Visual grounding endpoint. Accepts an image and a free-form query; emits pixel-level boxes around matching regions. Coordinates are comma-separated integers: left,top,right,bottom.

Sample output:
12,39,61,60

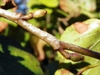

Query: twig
0,8,100,60
60,41,100,60
0,8,60,50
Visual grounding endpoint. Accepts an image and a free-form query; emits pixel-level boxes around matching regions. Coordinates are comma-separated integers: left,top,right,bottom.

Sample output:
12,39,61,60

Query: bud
21,9,47,20
69,53,84,62
32,9,47,18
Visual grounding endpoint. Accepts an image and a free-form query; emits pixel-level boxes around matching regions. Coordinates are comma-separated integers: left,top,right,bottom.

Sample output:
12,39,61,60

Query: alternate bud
69,53,84,62
32,9,47,18
21,9,47,20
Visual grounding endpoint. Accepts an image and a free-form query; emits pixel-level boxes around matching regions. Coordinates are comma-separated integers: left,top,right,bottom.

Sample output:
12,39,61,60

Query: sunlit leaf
27,0,41,8
0,0,5,6
55,68,74,75
79,0,96,12
57,19,100,75
0,35,44,75
39,0,58,8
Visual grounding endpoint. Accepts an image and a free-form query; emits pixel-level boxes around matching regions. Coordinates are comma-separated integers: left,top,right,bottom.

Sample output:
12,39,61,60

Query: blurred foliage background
0,0,100,75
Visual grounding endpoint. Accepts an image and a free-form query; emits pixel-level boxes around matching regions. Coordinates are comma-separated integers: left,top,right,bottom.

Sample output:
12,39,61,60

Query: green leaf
55,68,74,75
27,0,41,8
82,40,100,75
79,0,96,11
0,0,1,6
0,17,17,27
0,35,44,75
27,0,53,14
44,8,53,14
39,0,59,7
57,19,100,75
0,0,4,6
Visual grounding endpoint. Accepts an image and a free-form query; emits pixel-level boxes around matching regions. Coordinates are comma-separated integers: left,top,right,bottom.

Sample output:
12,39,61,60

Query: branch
60,41,100,60
0,8,100,60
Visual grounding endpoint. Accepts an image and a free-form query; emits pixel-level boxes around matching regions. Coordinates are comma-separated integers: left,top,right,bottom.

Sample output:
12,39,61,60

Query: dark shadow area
6,25,27,46
31,5,48,9
47,61,59,75
0,0,15,10
60,61,90,74
96,0,100,12
68,14,89,25
0,35,38,75
1,25,32,53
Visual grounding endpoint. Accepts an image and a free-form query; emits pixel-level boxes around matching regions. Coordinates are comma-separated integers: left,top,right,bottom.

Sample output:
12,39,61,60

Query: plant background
0,0,100,75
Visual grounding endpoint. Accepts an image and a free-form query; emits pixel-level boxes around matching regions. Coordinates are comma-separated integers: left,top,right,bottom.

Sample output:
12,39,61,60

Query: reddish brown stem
60,41,100,59
58,47,84,61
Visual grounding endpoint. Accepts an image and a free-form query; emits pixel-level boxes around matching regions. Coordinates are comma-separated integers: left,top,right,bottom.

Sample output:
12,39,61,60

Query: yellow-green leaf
56,19,100,75
39,0,59,8
0,35,44,75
